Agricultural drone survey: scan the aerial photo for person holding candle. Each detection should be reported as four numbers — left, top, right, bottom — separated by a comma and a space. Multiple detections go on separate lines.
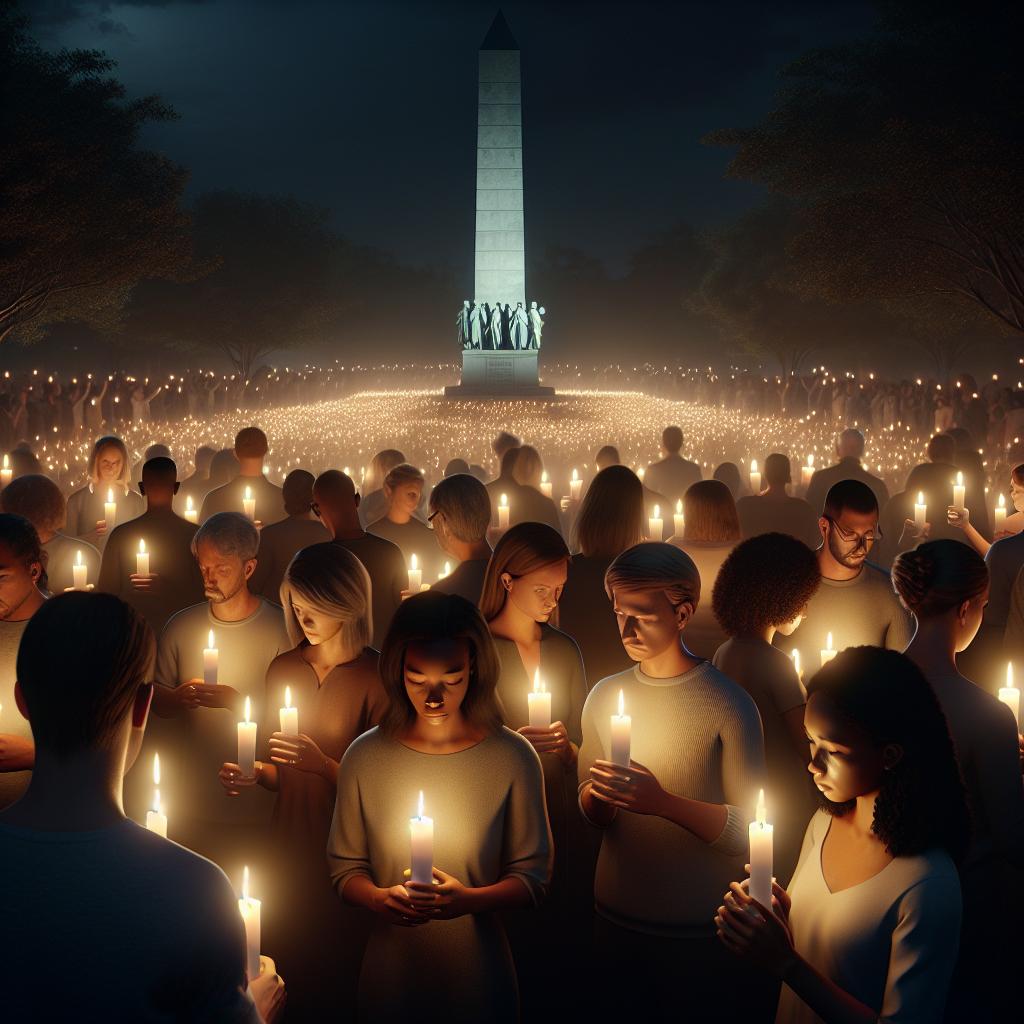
367, 463, 445, 579
327, 592, 551, 1023
735, 453, 821, 549
220, 542, 387, 1018
643, 425, 702, 505
948, 462, 1024, 559
64, 435, 144, 548
200, 427, 286, 527
715, 647, 967, 1024
893, 540, 1024, 1018
712, 533, 822, 884
0, 593, 286, 1023
428, 473, 494, 605
578, 541, 766, 1017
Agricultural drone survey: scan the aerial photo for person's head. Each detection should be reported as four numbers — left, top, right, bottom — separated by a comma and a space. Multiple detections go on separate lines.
0, 474, 65, 538
1009, 463, 1024, 514
892, 540, 988, 652
443, 457, 470, 478
682, 480, 740, 543
836, 428, 865, 460
234, 427, 269, 463
712, 533, 819, 638
16, 593, 155, 763
138, 457, 179, 506
428, 474, 491, 553
498, 446, 520, 479
492, 431, 520, 461
368, 449, 405, 491
805, 647, 970, 864
87, 436, 131, 488
712, 462, 742, 499
479, 522, 570, 623
573, 465, 644, 559
511, 445, 544, 488
383, 463, 425, 518
0, 513, 44, 620
764, 453, 791, 488
282, 469, 316, 517
595, 445, 620, 470
280, 542, 372, 652
605, 542, 700, 661
820, 479, 879, 569
193, 445, 216, 477
661, 426, 684, 455
143, 444, 171, 462
377, 591, 503, 736
926, 433, 955, 465
190, 512, 259, 604
312, 470, 359, 535
209, 448, 239, 486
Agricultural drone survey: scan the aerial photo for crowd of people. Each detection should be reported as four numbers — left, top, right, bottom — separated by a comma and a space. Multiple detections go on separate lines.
1, 412, 1022, 1023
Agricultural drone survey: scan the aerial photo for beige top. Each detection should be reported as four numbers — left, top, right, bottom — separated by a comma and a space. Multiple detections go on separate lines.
40, 532, 100, 597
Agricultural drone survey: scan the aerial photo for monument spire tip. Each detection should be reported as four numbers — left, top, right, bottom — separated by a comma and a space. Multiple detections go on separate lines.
481, 9, 518, 50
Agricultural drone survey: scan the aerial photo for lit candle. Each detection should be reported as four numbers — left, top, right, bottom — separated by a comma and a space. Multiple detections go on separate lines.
184, 494, 198, 524
749, 459, 761, 494
72, 549, 88, 590
238, 866, 262, 982
820, 632, 837, 667
497, 492, 510, 530
242, 485, 256, 522
748, 788, 774, 908
203, 629, 218, 686
648, 504, 663, 540
570, 468, 582, 501
104, 488, 117, 530
801, 453, 814, 491
914, 492, 927, 530
0, 454, 11, 488
540, 470, 552, 498
527, 668, 552, 728
407, 553, 423, 592
673, 499, 685, 539
995, 493, 1007, 531
409, 790, 434, 886
145, 753, 168, 838
953, 472, 965, 512
999, 662, 1020, 728
610, 688, 631, 767
279, 686, 298, 736
791, 648, 802, 685
438, 561, 451, 581
238, 696, 257, 779
136, 538, 150, 577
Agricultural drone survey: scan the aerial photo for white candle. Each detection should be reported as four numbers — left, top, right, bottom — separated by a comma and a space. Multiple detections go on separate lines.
238, 696, 257, 779
409, 790, 434, 886
995, 493, 1007, 531
407, 553, 423, 592
144, 753, 168, 839
242, 485, 256, 522
748, 788, 774, 908
791, 648, 802, 685
0, 454, 11, 488
438, 561, 451, 581
914, 492, 927, 530
184, 495, 198, 524
238, 866, 262, 982
203, 629, 218, 686
999, 662, 1020, 728
72, 549, 88, 590
540, 471, 552, 498
527, 668, 552, 728
136, 538, 150, 577
673, 499, 685, 539
497, 492, 510, 529
569, 468, 582, 501
749, 459, 761, 494
953, 471, 965, 512
801, 453, 814, 491
648, 504, 663, 540
104, 488, 117, 530
279, 685, 298, 736
820, 632, 837, 667
610, 688, 631, 767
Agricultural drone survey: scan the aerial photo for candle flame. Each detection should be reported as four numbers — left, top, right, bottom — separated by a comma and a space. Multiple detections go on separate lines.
998, 493, 1006, 509
541, 470, 548, 483
245, 485, 252, 500
653, 504, 660, 519
791, 649, 801, 675
499, 492, 507, 508
956, 471, 963, 486
572, 468, 578, 482
826, 632, 833, 650
208, 628, 215, 649
808, 453, 814, 468
756, 788, 767, 826
417, 789, 424, 818
244, 695, 251, 724
533, 668, 546, 694
917, 491, 925, 505
1008, 662, 1015, 690
410, 553, 418, 570
76, 549, 83, 567
750, 459, 758, 472
153, 752, 161, 786
285, 686, 292, 709
107, 487, 114, 503
676, 498, 682, 514
242, 865, 250, 902
617, 688, 624, 717
139, 538, 146, 554
186, 495, 194, 512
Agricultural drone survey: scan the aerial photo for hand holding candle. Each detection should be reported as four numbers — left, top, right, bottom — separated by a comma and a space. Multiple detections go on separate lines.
238, 696, 257, 779
409, 790, 434, 886
747, 788, 774, 908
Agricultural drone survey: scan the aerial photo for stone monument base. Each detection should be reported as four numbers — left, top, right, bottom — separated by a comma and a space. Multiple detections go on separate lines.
444, 350, 555, 398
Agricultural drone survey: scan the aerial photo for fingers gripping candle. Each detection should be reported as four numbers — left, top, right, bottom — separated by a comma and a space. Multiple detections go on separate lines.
410, 791, 434, 886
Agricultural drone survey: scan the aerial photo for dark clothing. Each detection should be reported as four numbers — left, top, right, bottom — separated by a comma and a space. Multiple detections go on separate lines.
736, 493, 821, 549
249, 515, 331, 601
330, 533, 406, 648
644, 454, 702, 504
432, 557, 489, 605
804, 457, 889, 516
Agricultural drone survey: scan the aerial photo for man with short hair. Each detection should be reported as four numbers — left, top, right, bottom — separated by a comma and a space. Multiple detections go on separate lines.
804, 427, 890, 515
429, 474, 493, 604
200, 427, 286, 526
735, 453, 820, 548
578, 541, 765, 1017
0, 592, 285, 1022
643, 426, 702, 504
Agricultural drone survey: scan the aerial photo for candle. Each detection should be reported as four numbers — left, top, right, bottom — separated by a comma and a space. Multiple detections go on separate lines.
409, 790, 434, 886
540, 470, 552, 498
72, 549, 88, 590
242, 485, 256, 522
648, 504, 663, 540
497, 492, 510, 530
0, 454, 11, 488
673, 499, 685, 539
527, 668, 552, 728
999, 662, 1020, 728
791, 648, 802, 685
184, 494, 198, 524
144, 753, 168, 838
238, 866, 262, 982
238, 696, 257, 779
136, 538, 150, 577
570, 468, 582, 501
610, 688, 631, 767
801, 453, 814, 491
104, 487, 117, 530
407, 553, 423, 592
953, 471, 965, 512
438, 561, 451, 581
820, 632, 837, 667
995, 493, 1007, 531
748, 788, 774, 908
749, 459, 761, 494
914, 492, 927, 530
203, 629, 219, 686
279, 685, 298, 736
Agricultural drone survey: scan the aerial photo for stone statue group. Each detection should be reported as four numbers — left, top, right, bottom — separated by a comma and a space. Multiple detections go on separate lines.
457, 300, 545, 350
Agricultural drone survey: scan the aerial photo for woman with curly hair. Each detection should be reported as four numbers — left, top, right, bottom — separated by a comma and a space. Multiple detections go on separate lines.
716, 647, 968, 1024
711, 533, 820, 882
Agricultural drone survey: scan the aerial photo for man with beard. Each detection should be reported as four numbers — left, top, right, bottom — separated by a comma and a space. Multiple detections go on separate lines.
147, 512, 288, 868
779, 480, 912, 667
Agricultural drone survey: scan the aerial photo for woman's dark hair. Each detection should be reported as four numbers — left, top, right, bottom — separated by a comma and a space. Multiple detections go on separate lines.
712, 462, 742, 499
377, 591, 503, 737
683, 479, 740, 544
806, 646, 970, 864
572, 465, 644, 559
712, 533, 819, 636
892, 539, 988, 618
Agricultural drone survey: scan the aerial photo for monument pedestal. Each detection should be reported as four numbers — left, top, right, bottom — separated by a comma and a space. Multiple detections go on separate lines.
444, 350, 555, 398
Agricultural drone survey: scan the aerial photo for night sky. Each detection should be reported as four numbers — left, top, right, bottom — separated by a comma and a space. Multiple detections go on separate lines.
26, 0, 876, 275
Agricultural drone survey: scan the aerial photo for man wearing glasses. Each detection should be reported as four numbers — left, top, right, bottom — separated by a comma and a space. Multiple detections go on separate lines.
779, 479, 913, 667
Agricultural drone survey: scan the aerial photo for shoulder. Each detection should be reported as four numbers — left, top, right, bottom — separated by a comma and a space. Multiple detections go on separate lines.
161, 601, 209, 641
340, 725, 387, 768
893, 849, 961, 908
583, 666, 635, 713
861, 561, 899, 592
266, 644, 303, 676
694, 661, 762, 718
541, 624, 583, 661
491, 726, 544, 772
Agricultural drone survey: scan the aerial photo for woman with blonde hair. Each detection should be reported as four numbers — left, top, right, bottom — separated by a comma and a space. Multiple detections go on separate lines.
64, 435, 144, 543
367, 462, 444, 578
